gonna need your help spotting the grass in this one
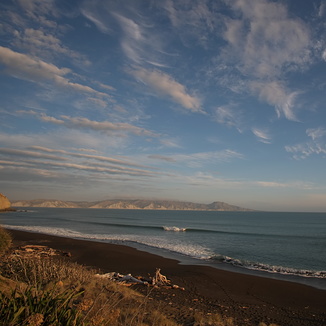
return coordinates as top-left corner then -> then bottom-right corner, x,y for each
0,250 -> 181,325
0,226 -> 11,256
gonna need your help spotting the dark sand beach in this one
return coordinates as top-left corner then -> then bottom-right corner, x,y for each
6,229 -> 326,326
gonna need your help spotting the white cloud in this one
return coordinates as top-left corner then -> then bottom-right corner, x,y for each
251,128 -> 271,143
114,13 -> 145,63
224,0 -> 311,77
161,0 -> 217,47
254,180 -> 314,190
13,28 -> 91,66
16,0 -> 58,28
322,49 -> 326,61
60,115 -> 158,137
214,105 -> 243,130
163,150 -> 244,168
0,46 -> 107,98
27,112 -> 158,138
80,9 -> 111,34
285,142 -> 326,160
250,80 -> 300,121
306,127 -> 326,140
0,149 -> 161,179
318,2 -> 326,17
130,67 -> 202,112
0,148 -> 67,161
285,127 -> 326,159
221,0 -> 312,120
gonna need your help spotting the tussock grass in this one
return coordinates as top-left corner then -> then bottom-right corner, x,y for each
1,255 -> 95,288
0,286 -> 83,326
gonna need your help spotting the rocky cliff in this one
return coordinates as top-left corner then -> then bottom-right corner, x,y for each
12,198 -> 253,211
0,193 -> 12,211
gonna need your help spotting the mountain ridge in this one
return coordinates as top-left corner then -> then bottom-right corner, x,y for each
12,199 -> 254,211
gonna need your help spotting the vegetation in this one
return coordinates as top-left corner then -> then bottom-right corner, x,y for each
0,226 -> 11,256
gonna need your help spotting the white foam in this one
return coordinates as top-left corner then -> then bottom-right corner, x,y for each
3,225 -> 213,260
211,254 -> 326,279
163,226 -> 187,232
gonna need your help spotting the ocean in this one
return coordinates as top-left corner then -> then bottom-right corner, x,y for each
1,208 -> 326,289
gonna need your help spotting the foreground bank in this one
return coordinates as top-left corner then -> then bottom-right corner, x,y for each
5,229 -> 326,326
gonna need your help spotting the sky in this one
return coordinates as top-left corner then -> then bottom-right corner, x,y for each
0,0 -> 326,212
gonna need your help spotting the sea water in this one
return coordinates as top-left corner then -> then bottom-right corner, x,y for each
1,208 -> 325,289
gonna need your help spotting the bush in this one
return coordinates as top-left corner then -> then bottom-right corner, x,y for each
0,227 -> 11,256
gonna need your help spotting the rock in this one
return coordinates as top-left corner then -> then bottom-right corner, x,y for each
0,193 -> 12,211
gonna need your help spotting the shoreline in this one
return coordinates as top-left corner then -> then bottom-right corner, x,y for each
5,229 -> 326,326
4,224 -> 326,290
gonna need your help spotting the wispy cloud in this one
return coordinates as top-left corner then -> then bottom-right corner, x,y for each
254,180 -> 314,190
161,0 -> 218,47
251,128 -> 272,144
148,154 -> 177,163
306,127 -> 326,140
285,127 -> 326,159
113,13 -> 145,64
214,105 -> 243,131
220,0 -> 312,120
250,81 -> 300,121
13,28 -> 91,66
81,2 -> 165,67
0,146 -> 164,180
130,67 -> 202,112
156,150 -> 244,168
21,111 -> 158,138
0,148 -> 67,161
0,47 -> 107,98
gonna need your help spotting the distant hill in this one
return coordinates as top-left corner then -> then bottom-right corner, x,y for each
12,199 -> 253,211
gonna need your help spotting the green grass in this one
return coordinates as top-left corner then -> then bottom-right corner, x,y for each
0,286 -> 83,326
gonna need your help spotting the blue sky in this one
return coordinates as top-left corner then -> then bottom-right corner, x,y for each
1,0 -> 326,212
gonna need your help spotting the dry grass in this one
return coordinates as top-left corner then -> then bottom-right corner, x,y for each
0,253 -> 180,326
0,227 -> 11,256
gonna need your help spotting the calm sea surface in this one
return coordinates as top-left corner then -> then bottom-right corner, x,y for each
1,208 -> 326,288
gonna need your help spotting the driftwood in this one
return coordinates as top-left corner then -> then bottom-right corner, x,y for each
95,268 -> 184,290
11,245 -> 71,258
152,268 -> 170,286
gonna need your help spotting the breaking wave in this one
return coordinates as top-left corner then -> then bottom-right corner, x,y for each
163,226 -> 187,232
210,254 -> 326,279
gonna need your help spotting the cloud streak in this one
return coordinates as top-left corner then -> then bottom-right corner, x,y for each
0,46 -> 107,98
130,67 -> 202,112
33,112 -> 158,138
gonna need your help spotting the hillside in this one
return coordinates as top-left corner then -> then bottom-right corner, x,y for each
0,193 -> 12,211
12,199 -> 253,211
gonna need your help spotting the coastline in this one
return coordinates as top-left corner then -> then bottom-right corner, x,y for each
5,229 -> 326,326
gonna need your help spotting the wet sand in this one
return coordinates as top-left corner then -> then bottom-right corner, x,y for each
6,229 -> 326,326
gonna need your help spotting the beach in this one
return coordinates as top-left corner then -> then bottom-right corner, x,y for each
5,229 -> 326,326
